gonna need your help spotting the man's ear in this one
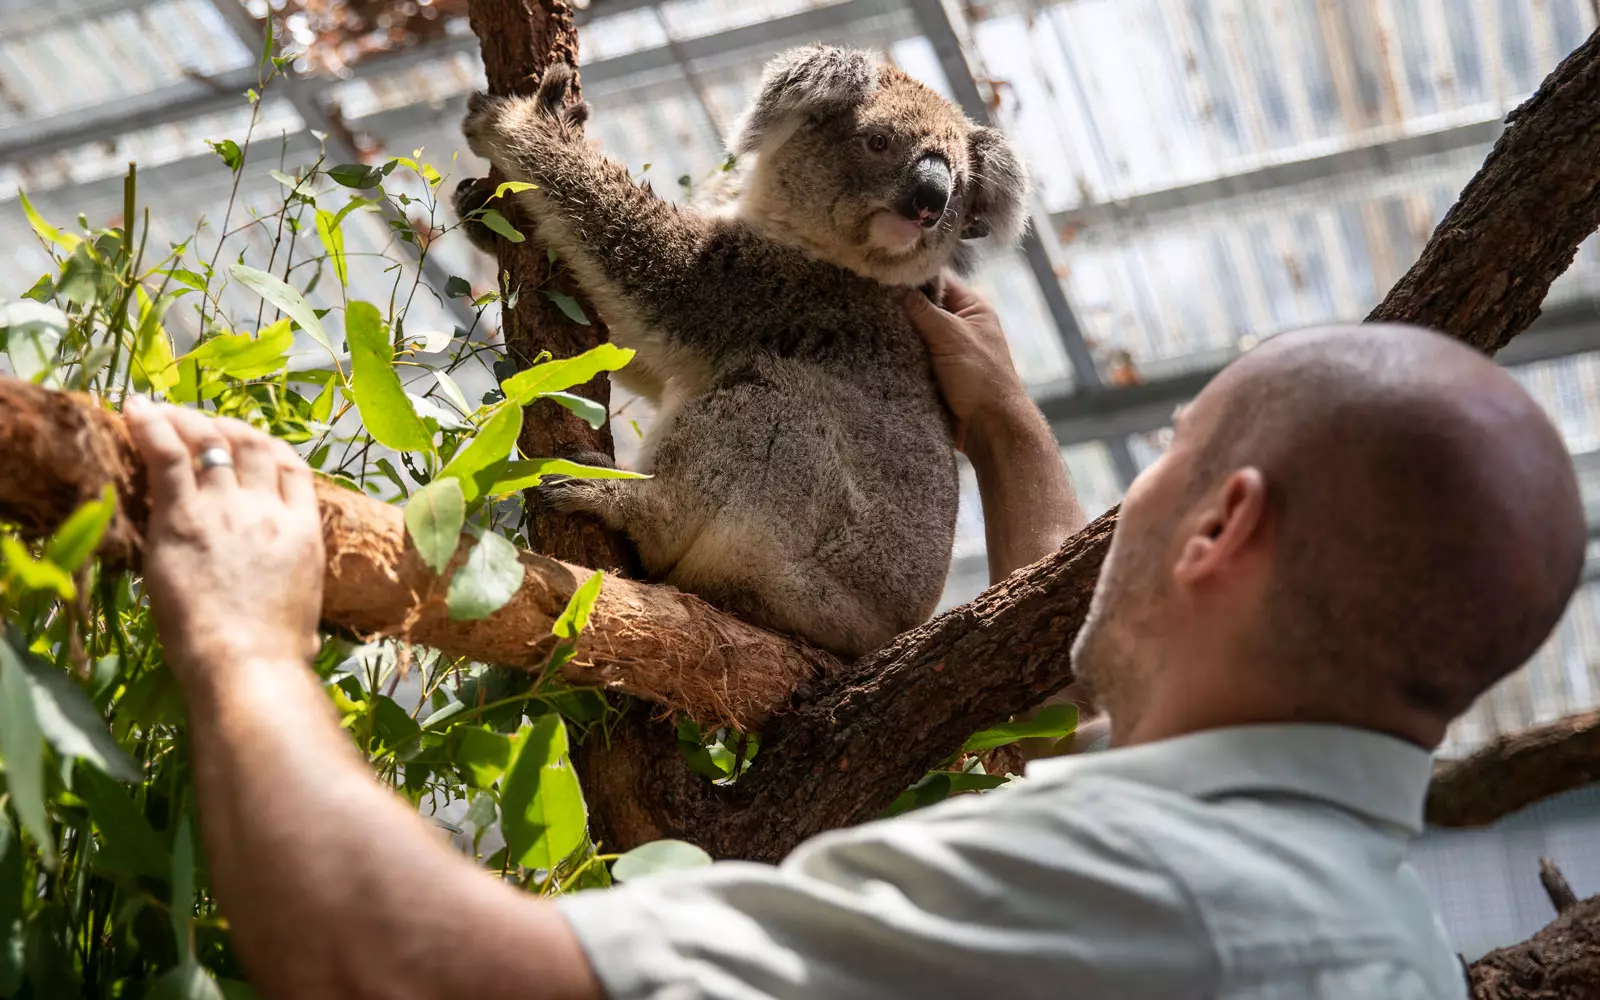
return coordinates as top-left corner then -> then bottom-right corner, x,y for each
731,46 -> 877,155
961,126 -> 1029,244
1173,468 -> 1269,586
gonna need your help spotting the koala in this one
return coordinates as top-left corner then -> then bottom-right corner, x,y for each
456,46 -> 1028,659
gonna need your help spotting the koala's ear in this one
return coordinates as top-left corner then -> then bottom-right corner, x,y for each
961,126 -> 1029,245
732,46 -> 877,155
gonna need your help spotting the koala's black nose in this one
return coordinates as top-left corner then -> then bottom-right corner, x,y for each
897,155 -> 953,228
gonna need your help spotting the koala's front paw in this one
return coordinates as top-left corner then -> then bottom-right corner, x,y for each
537,476 -> 607,516
452,177 -> 500,256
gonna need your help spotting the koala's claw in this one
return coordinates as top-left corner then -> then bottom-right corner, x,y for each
536,476 -> 601,516
451,177 -> 499,255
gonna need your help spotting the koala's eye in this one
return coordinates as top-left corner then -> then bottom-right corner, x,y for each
867,133 -> 891,153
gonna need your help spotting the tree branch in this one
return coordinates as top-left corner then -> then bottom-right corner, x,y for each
0,377 -> 831,731
1469,889 -> 1600,998
1428,710 -> 1600,828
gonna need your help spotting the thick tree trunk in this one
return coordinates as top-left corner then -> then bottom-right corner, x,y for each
1471,892 -> 1600,999
464,0 -> 632,573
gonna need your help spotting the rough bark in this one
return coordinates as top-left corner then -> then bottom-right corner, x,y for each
1367,27 -> 1600,353
1428,710 -> 1600,828
464,0 -> 632,573
0,378 -> 830,730
1540,858 -> 1579,915
1471,892 -> 1600,999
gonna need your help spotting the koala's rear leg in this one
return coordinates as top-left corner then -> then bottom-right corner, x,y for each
538,459 -> 697,574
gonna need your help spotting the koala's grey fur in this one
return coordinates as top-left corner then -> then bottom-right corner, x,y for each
457,47 -> 1029,659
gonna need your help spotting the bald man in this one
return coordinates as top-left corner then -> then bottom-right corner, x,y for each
123,279 -> 1584,1000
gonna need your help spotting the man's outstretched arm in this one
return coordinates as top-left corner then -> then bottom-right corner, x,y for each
123,398 -> 601,1000
901,277 -> 1086,583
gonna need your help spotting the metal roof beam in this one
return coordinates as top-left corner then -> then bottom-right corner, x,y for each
1038,299 -> 1600,448
1055,118 -> 1505,230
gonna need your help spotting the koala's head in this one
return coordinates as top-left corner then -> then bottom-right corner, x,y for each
729,45 -> 1029,286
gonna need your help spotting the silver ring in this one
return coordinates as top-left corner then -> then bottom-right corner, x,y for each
195,446 -> 235,472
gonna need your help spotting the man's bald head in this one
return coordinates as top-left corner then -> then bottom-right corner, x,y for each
1072,322 -> 1586,746
1193,324 -> 1585,720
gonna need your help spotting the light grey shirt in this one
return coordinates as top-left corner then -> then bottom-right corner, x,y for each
558,724 -> 1468,999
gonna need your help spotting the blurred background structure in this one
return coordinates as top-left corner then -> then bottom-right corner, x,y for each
3,0 -> 1599,957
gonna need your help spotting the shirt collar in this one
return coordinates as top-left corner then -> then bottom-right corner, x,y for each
1023,723 -> 1434,836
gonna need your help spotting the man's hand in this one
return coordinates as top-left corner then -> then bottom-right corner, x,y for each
899,274 -> 1032,452
123,397 -> 324,688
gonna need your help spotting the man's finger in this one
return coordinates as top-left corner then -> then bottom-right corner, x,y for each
123,397 -> 196,509
898,288 -> 963,347
160,405 -> 238,493
215,418 -> 280,493
268,437 -> 318,511
938,274 -> 982,314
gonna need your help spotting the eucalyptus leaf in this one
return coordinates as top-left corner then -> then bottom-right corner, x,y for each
543,390 -> 608,429
478,210 -> 525,243
611,840 -> 712,883
542,290 -> 590,326
485,458 -> 645,497
437,403 -> 523,503
962,704 -> 1079,754
500,715 -> 587,872
44,484 -> 116,574
0,639 -> 49,866
0,300 -> 67,383
314,209 -> 348,288
227,264 -> 337,362
404,478 -> 465,575
500,343 -> 634,403
552,571 -> 604,641
346,300 -> 432,452
446,531 -> 525,621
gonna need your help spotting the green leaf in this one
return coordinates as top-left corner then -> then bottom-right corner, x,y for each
131,287 -> 180,392
552,571 -> 603,641
0,536 -> 75,599
452,726 -> 512,789
433,370 -> 471,416
162,268 -> 208,292
0,300 -> 67,383
75,766 -> 168,880
543,391 -> 607,429
478,209 -> 525,243
881,771 -> 1011,818
492,181 -> 538,200
184,318 -> 295,381
331,197 -> 377,230
228,264 -> 337,363
314,209 -> 348,288
22,651 -> 140,781
45,483 -> 116,573
345,300 -> 432,452
444,275 -> 471,299
404,478 -> 465,575
310,375 -> 337,423
500,343 -> 633,404
436,403 -> 522,503
171,814 -> 195,961
484,458 -> 645,497
207,139 -> 243,173
17,191 -> 79,251
500,715 -> 587,872
611,840 -> 712,883
0,639 -> 51,867
146,959 -> 225,1000
446,531 -> 525,621
372,695 -> 422,761
962,703 -> 1079,754
542,291 -> 590,326
327,164 -> 379,189
0,824 -> 25,996
219,979 -> 259,1000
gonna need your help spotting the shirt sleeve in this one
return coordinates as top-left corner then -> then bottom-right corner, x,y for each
555,784 -> 1213,1000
